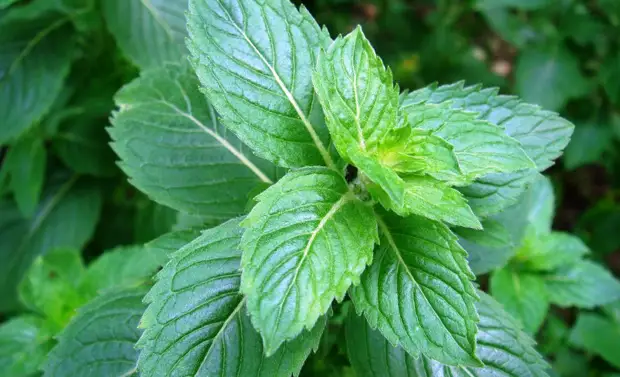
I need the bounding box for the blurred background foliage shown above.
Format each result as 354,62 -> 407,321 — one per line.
0,0 -> 619,376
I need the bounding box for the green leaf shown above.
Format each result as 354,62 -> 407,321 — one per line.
401,81 -> 574,171
241,167 -> 377,354
44,287 -> 148,377
515,47 -> 589,111
384,129 -> 462,184
0,177 -> 102,312
569,313 -> 620,369
0,17 -> 75,144
4,135 -> 46,217
349,211 -> 480,366
109,62 -> 279,219
490,268 -> 548,334
401,176 -> 481,229
133,199 -> 177,243
458,170 -> 537,218
600,52 -> 620,105
563,123 -> 612,170
349,149 -> 405,211
346,291 -> 549,377
187,0 -> 334,168
404,102 -> 535,182
517,232 -> 589,272
475,0 -> 551,10
18,248 -> 86,330
544,260 -> 620,308
138,218 -> 326,377
79,245 -> 164,298
456,219 -> 515,275
102,0 -> 187,69
313,26 -> 401,160
0,316 -> 54,377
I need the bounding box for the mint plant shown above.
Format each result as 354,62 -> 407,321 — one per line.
105,0 -> 576,375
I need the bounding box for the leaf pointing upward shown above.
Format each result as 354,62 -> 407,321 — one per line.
187,0 -> 334,168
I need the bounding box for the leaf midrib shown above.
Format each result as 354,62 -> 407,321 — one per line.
213,0 -> 335,169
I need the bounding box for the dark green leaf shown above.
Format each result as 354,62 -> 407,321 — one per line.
563,123 -> 612,170
346,291 -> 549,377
109,62 -> 279,220
349,211 -> 480,366
138,218 -> 326,376
569,313 -> 620,369
44,287 -> 148,377
456,219 -> 515,275
4,135 -> 46,216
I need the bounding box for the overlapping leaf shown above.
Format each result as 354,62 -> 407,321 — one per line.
187,0 -> 333,168
110,62 -> 279,220
349,211 -> 480,366
3,134 -> 46,216
0,316 -> 54,377
138,218 -> 325,377
346,291 -> 549,377
44,287 -> 147,377
102,0 -> 188,69
241,167 -> 377,354
456,219 -> 515,275
313,26 -> 401,160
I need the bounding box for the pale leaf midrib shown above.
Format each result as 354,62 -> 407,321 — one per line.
213,0 -> 335,169
162,101 -> 273,184
374,214 -> 472,357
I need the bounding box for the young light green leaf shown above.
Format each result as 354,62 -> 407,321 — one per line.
0,177 -> 102,312
187,0 -> 334,168
490,268 -> 548,334
380,129 -> 464,185
404,102 -> 535,182
569,313 -> 620,369
455,219 -> 515,275
0,18 -> 75,144
401,81 -> 573,170
102,0 -> 187,69
109,62 -> 279,220
401,175 -> 482,229
346,291 -> 549,377
0,316 -> 54,377
18,248 -> 85,330
241,167 -> 377,354
79,243 -> 176,298
349,148 -> 405,210
349,211 -> 480,367
44,287 -> 148,377
517,232 -> 589,272
313,26 -> 401,160
4,134 -> 46,217
544,260 -> 620,308
138,218 -> 326,377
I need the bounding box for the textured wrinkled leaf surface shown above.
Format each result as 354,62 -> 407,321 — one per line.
44,287 -> 147,377
346,291 -> 549,377
138,218 -> 325,377
404,102 -> 534,182
544,260 -> 620,308
0,177 -> 101,312
349,212 -> 480,366
241,167 -> 377,353
187,0 -> 333,168
313,26 -> 400,160
490,268 -> 548,334
102,0 -> 187,69
110,63 -> 279,219
402,81 -> 574,170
